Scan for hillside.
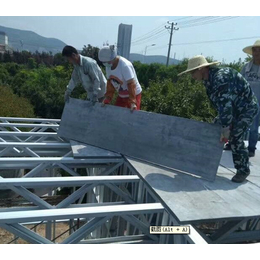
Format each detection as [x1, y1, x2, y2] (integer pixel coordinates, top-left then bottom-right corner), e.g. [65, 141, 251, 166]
[0, 25, 181, 64]
[0, 25, 67, 54]
[129, 53, 181, 65]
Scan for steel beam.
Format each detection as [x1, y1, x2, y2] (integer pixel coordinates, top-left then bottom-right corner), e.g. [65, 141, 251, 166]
[209, 219, 248, 243]
[0, 175, 140, 189]
[0, 123, 59, 129]
[0, 223, 53, 244]
[0, 203, 164, 224]
[0, 117, 60, 123]
[61, 216, 110, 244]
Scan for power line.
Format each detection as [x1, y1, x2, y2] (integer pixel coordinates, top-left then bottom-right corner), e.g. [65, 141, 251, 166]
[171, 36, 260, 46]
[131, 29, 168, 46]
[131, 16, 240, 47]
[134, 35, 260, 54]
[132, 24, 180, 47]
[177, 16, 221, 26]
[179, 16, 240, 29]
[173, 16, 194, 22]
[131, 22, 166, 43]
[181, 16, 237, 27]
[131, 27, 165, 43]
[131, 29, 166, 45]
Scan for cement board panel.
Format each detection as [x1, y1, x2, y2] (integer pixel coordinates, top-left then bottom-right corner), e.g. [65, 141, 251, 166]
[70, 140, 122, 158]
[127, 158, 260, 223]
[58, 99, 223, 181]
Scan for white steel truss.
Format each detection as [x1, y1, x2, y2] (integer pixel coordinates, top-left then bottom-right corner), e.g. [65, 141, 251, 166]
[0, 116, 206, 244]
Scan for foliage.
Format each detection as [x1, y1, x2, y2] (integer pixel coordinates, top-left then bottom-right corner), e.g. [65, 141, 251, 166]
[11, 65, 71, 118]
[141, 75, 217, 123]
[0, 65, 10, 85]
[133, 59, 189, 89]
[0, 85, 35, 117]
[223, 58, 245, 72]
[81, 44, 102, 67]
[0, 46, 251, 123]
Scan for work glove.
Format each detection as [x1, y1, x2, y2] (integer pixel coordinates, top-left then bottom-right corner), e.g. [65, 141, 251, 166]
[130, 103, 137, 112]
[64, 89, 71, 103]
[220, 126, 230, 143]
[213, 116, 221, 125]
[101, 98, 111, 107]
[91, 94, 98, 105]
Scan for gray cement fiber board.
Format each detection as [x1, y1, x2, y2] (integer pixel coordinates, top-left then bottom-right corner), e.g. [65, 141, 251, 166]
[127, 158, 260, 223]
[70, 140, 122, 158]
[58, 98, 223, 181]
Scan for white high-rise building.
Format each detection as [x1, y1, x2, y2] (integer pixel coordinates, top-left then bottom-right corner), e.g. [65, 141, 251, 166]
[117, 24, 132, 60]
[0, 31, 9, 53]
[0, 31, 8, 45]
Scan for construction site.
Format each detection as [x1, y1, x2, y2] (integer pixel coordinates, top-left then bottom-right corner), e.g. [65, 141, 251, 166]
[0, 98, 259, 244]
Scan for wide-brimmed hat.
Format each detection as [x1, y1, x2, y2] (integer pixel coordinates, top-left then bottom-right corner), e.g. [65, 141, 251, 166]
[178, 55, 220, 76]
[243, 39, 260, 55]
[98, 45, 117, 62]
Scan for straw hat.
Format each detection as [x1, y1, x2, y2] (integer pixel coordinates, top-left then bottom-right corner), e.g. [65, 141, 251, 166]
[243, 39, 260, 55]
[178, 55, 220, 76]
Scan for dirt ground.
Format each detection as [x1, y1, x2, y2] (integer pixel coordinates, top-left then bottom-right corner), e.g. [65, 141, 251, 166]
[0, 223, 70, 244]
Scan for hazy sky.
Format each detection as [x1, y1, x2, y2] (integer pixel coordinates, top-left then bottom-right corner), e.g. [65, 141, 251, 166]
[1, 1, 259, 63]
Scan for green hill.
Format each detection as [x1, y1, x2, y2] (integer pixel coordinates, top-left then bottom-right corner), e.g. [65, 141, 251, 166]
[0, 25, 66, 54]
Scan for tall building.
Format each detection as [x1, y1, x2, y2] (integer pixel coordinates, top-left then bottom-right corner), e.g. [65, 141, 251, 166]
[0, 31, 8, 45]
[117, 24, 132, 60]
[0, 31, 11, 54]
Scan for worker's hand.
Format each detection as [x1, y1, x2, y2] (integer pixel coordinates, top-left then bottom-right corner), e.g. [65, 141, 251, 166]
[213, 116, 221, 124]
[91, 94, 98, 106]
[130, 103, 137, 112]
[64, 90, 71, 103]
[220, 126, 230, 143]
[101, 98, 110, 107]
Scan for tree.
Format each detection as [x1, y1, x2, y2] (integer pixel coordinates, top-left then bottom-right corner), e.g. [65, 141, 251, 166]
[0, 54, 250, 122]
[244, 55, 252, 63]
[3, 52, 12, 62]
[141, 75, 216, 123]
[53, 53, 67, 66]
[27, 58, 37, 69]
[81, 44, 102, 66]
[0, 85, 35, 117]
[0, 65, 10, 85]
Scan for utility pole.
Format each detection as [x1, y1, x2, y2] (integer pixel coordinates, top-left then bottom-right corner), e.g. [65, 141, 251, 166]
[165, 21, 179, 67]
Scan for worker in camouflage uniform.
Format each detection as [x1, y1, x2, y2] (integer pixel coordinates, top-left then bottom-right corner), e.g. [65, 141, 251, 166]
[179, 55, 259, 183]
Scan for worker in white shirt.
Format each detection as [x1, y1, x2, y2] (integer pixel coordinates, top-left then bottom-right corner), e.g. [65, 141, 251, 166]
[98, 45, 142, 111]
[62, 45, 107, 104]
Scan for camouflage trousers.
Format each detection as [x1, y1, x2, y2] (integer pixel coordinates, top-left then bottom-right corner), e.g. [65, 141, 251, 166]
[229, 102, 259, 173]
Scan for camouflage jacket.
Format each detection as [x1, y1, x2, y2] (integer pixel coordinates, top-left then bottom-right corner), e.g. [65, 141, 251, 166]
[204, 67, 258, 128]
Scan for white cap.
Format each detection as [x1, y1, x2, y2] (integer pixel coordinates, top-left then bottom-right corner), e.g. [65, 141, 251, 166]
[98, 45, 117, 62]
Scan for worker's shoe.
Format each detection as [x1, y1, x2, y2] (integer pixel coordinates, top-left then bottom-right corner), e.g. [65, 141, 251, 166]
[224, 142, 231, 150]
[248, 150, 255, 157]
[231, 170, 250, 183]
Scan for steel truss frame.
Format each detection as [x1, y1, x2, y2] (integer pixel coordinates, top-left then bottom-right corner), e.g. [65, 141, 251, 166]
[191, 217, 260, 244]
[0, 117, 205, 244]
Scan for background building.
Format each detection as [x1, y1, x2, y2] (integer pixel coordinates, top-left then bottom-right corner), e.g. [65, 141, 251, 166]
[0, 31, 12, 53]
[117, 23, 132, 60]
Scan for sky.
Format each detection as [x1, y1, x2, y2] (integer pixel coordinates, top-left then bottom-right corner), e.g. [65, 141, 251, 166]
[0, 1, 260, 63]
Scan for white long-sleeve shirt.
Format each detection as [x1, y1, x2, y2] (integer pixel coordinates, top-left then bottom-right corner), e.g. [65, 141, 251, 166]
[241, 61, 260, 104]
[67, 55, 107, 100]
